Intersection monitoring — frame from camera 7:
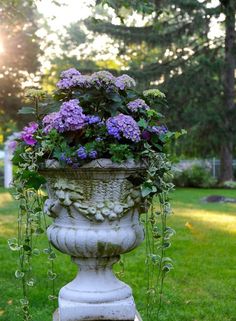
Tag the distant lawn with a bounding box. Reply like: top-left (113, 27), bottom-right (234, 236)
top-left (1, 187), bottom-right (236, 321)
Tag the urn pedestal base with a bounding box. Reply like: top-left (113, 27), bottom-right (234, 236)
top-left (43, 160), bottom-right (146, 321)
top-left (57, 257), bottom-right (136, 321)
top-left (53, 309), bottom-right (143, 321)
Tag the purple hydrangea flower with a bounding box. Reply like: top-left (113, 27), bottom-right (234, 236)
top-left (43, 99), bottom-right (86, 133)
top-left (141, 130), bottom-right (151, 141)
top-left (21, 122), bottom-right (38, 146)
top-left (95, 137), bottom-right (103, 142)
top-left (59, 153), bottom-right (66, 162)
top-left (66, 157), bottom-right (73, 165)
top-left (77, 146), bottom-right (87, 159)
top-left (43, 112), bottom-right (61, 133)
top-left (90, 71), bottom-right (115, 90)
top-left (152, 125), bottom-right (168, 134)
top-left (89, 150), bottom-right (98, 159)
top-left (127, 99), bottom-right (150, 112)
top-left (115, 74), bottom-right (136, 90)
top-left (58, 99), bottom-right (86, 132)
top-left (57, 68), bottom-right (81, 89)
top-left (60, 68), bottom-right (81, 79)
top-left (86, 115), bottom-right (101, 124)
top-left (57, 78), bottom-right (74, 89)
top-left (106, 114), bottom-right (141, 142)
top-left (72, 75), bottom-right (91, 88)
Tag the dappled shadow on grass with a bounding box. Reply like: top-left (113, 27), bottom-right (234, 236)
top-left (0, 215), bottom-right (16, 236)
top-left (173, 207), bottom-right (236, 234)
top-left (0, 192), bottom-right (14, 207)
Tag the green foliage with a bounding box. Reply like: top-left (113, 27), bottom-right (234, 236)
top-left (108, 144), bottom-right (133, 163)
top-left (221, 180), bottom-right (236, 189)
top-left (70, 0), bottom-right (235, 164)
top-left (96, 0), bottom-right (155, 16)
top-left (173, 165), bottom-right (217, 188)
top-left (0, 0), bottom-right (41, 127)
top-left (9, 185), bottom-right (57, 321)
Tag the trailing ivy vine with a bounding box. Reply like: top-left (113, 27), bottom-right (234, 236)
top-left (141, 148), bottom-right (175, 319)
top-left (9, 180), bottom-right (58, 320)
top-left (9, 69), bottom-right (184, 320)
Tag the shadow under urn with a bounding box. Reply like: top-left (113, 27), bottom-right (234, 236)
top-left (41, 159), bottom-right (146, 321)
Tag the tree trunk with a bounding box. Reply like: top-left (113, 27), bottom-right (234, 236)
top-left (220, 144), bottom-right (233, 182)
top-left (220, 0), bottom-right (235, 182)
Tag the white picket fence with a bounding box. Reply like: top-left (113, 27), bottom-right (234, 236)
top-left (0, 148), bottom-right (13, 188)
top-left (175, 158), bottom-right (236, 179)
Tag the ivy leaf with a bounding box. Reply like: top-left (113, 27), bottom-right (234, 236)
top-left (141, 182), bottom-right (157, 197)
top-left (15, 270), bottom-right (24, 279)
top-left (162, 263), bottom-right (174, 273)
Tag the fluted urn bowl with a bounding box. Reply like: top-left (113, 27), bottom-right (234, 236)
top-left (40, 159), bottom-right (146, 321)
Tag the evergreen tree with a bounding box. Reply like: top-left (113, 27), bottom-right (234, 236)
top-left (219, 0), bottom-right (236, 181)
top-left (82, 0), bottom-right (235, 181)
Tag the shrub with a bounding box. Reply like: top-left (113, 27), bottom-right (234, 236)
top-left (222, 180), bottom-right (236, 189)
top-left (173, 165), bottom-right (216, 188)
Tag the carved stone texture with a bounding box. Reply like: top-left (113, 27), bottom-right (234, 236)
top-left (53, 309), bottom-right (143, 321)
top-left (41, 159), bottom-right (146, 321)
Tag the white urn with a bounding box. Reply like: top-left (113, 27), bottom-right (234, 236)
top-left (41, 159), bottom-right (146, 321)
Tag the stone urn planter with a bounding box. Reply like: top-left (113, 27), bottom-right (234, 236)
top-left (41, 159), bottom-right (146, 321)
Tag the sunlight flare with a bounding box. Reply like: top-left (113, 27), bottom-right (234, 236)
top-left (0, 41), bottom-right (4, 54)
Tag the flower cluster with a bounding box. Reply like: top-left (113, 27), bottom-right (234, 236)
top-left (77, 146), bottom-right (98, 160)
top-left (42, 112), bottom-right (60, 134)
top-left (18, 69), bottom-right (170, 167)
top-left (56, 68), bottom-right (136, 92)
top-left (57, 68), bottom-right (81, 89)
top-left (85, 115), bottom-right (102, 125)
top-left (127, 99), bottom-right (150, 112)
top-left (106, 114), bottom-right (141, 142)
top-left (43, 99), bottom-right (86, 133)
top-left (152, 125), bottom-right (168, 135)
top-left (21, 122), bottom-right (38, 146)
top-left (143, 89), bottom-right (166, 99)
top-left (115, 74), bottom-right (136, 90)
top-left (90, 71), bottom-right (115, 90)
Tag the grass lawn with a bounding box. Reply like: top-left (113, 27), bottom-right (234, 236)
top-left (0, 187), bottom-right (236, 321)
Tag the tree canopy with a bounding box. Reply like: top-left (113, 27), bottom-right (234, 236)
top-left (0, 0), bottom-right (41, 140)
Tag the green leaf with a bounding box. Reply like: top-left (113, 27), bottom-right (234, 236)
top-left (163, 242), bottom-right (171, 249)
top-left (8, 238), bottom-right (20, 251)
top-left (27, 278), bottom-right (35, 287)
top-left (48, 251), bottom-right (57, 260)
top-left (108, 92), bottom-right (123, 103)
top-left (141, 182), bottom-right (157, 197)
top-left (47, 270), bottom-right (57, 280)
top-left (162, 263), bottom-right (174, 273)
top-left (32, 248), bottom-right (41, 256)
top-left (12, 146), bottom-right (25, 165)
top-left (21, 170), bottom-right (46, 189)
top-left (141, 186), bottom-right (153, 197)
top-left (18, 106), bottom-right (36, 115)
top-left (23, 244), bottom-right (31, 251)
top-left (15, 270), bottom-right (24, 279)
top-left (137, 118), bottom-right (148, 128)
